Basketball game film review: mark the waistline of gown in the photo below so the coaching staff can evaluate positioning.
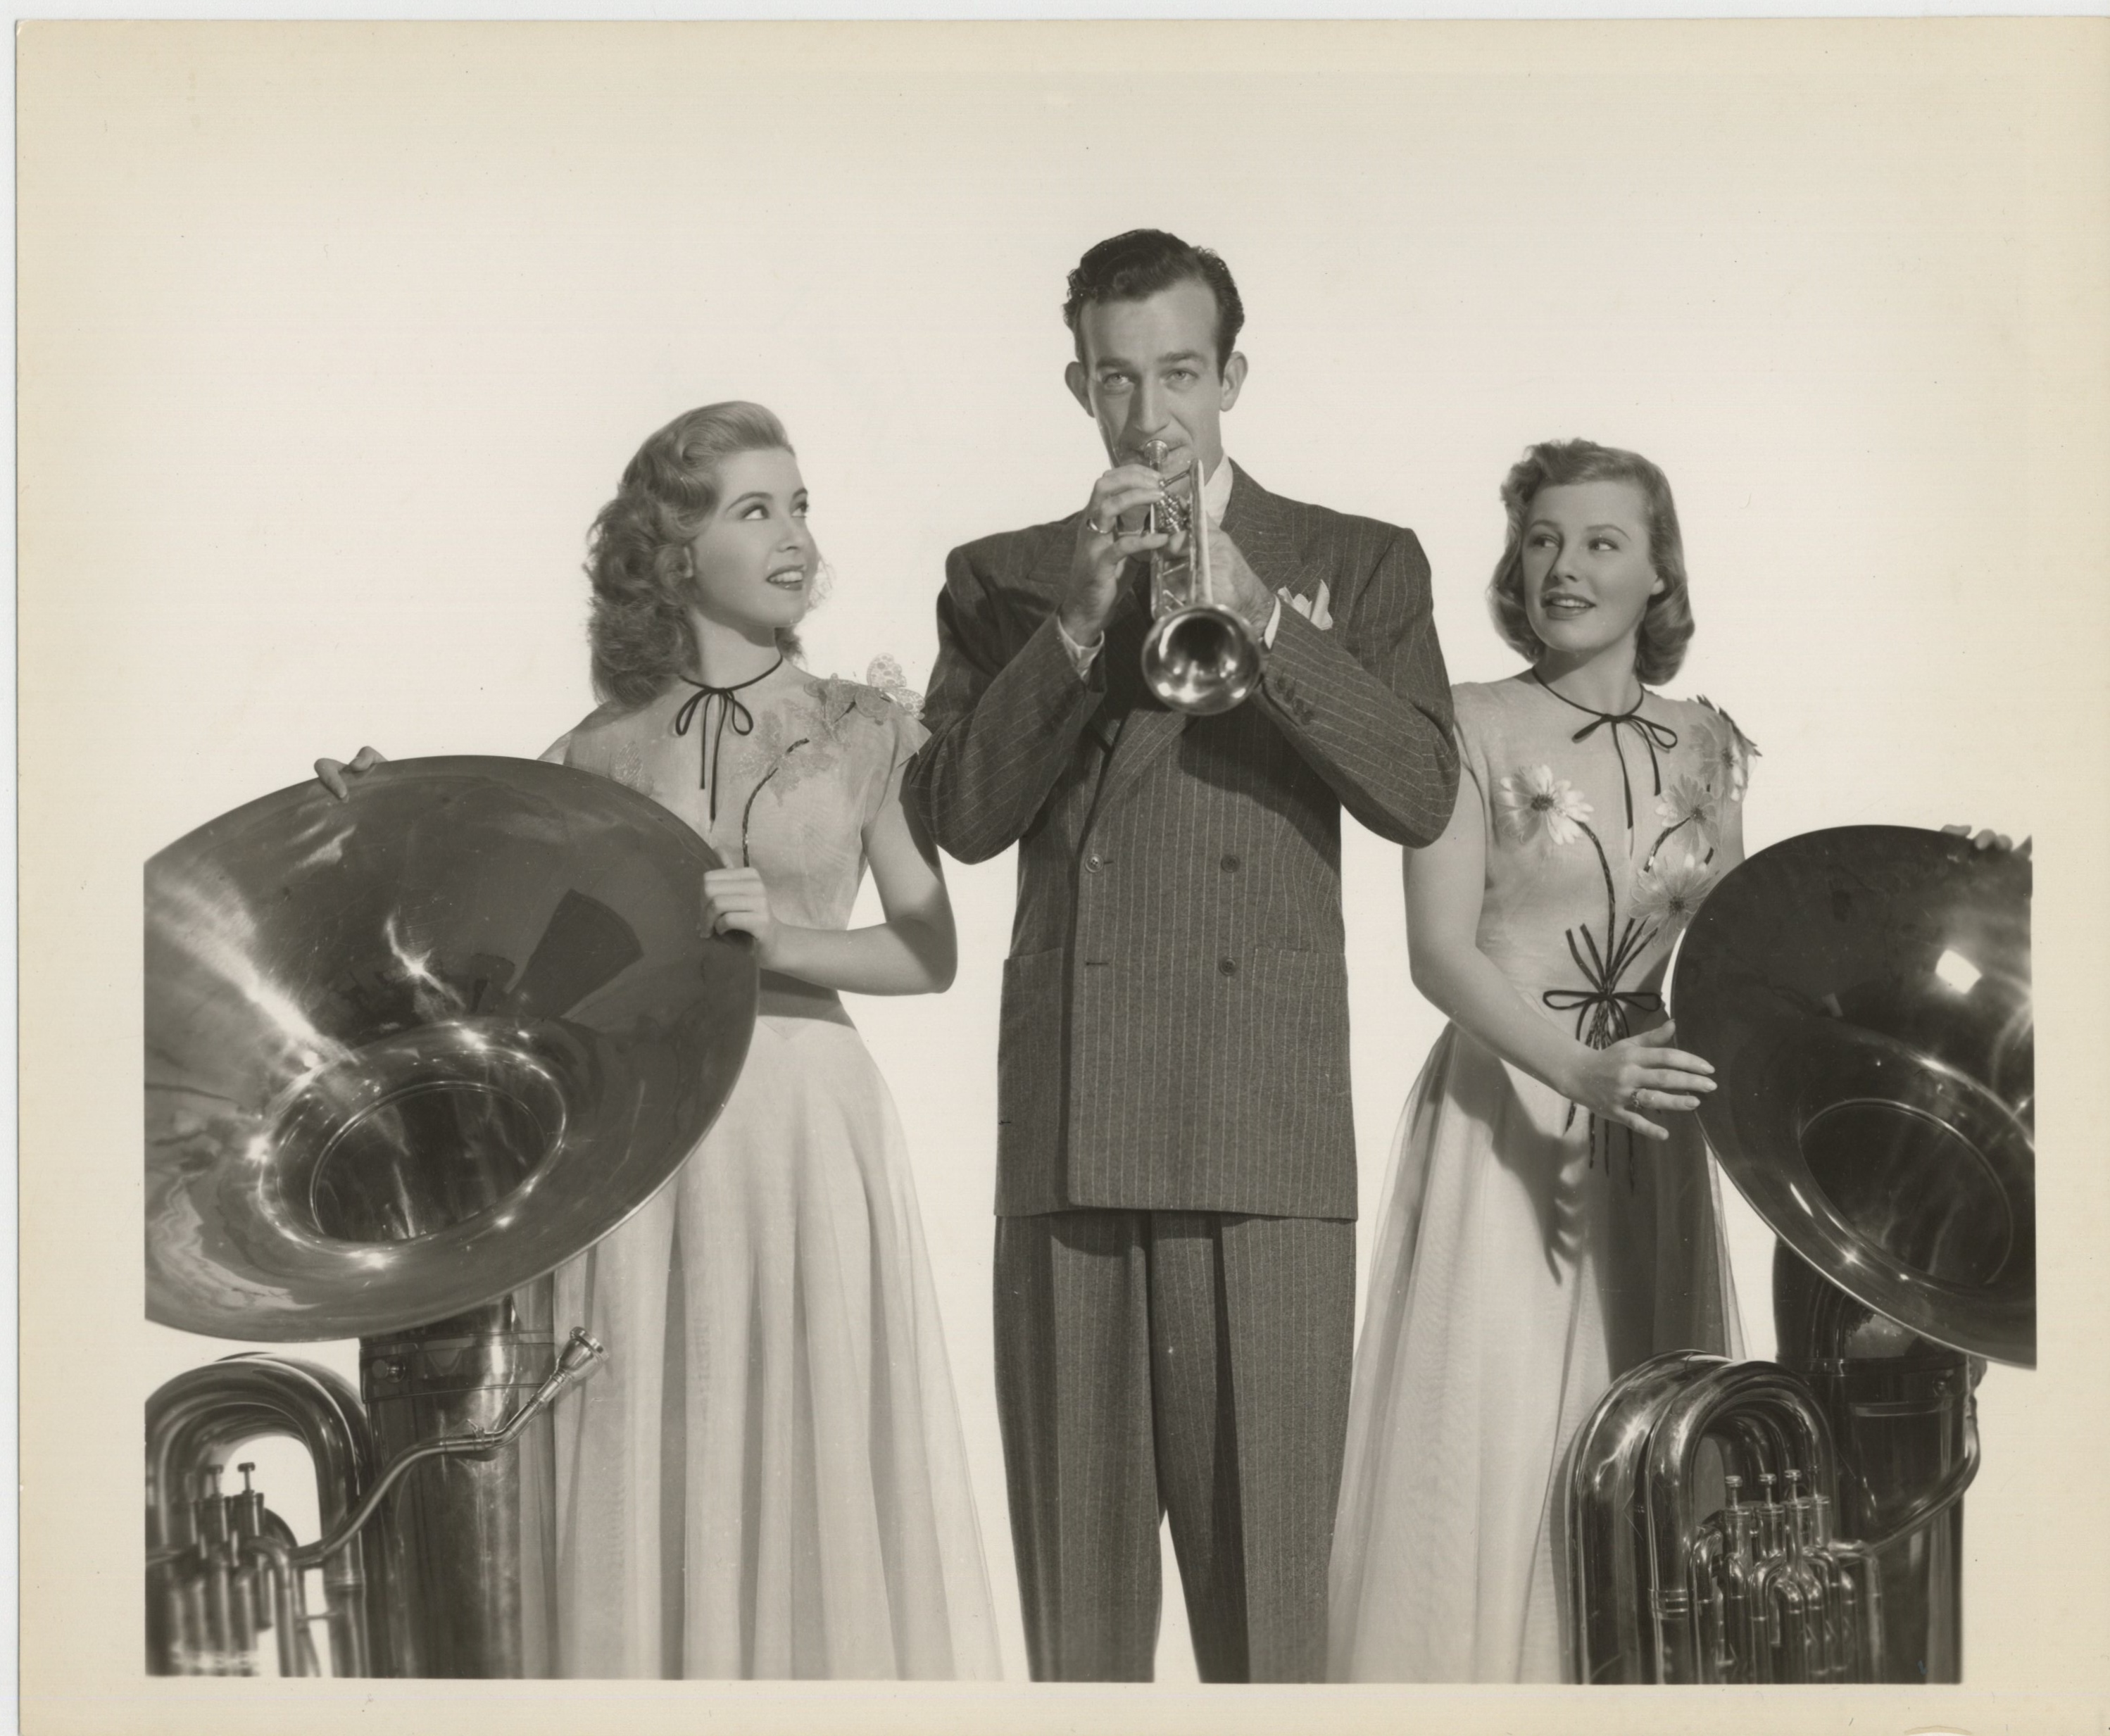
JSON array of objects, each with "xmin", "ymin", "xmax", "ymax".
[
  {"xmin": 756, "ymin": 969, "xmax": 855, "ymax": 1027},
  {"xmin": 1477, "ymin": 943, "xmax": 1673, "ymax": 1027}
]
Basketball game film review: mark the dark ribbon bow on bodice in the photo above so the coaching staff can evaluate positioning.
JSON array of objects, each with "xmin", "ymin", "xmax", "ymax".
[
  {"xmin": 1542, "ymin": 925, "xmax": 1665, "ymax": 1050},
  {"xmin": 1532, "ymin": 671, "xmax": 1679, "ymax": 830},
  {"xmin": 674, "ymin": 656, "xmax": 782, "ymax": 824},
  {"xmin": 1543, "ymin": 925, "xmax": 1664, "ymax": 1185}
]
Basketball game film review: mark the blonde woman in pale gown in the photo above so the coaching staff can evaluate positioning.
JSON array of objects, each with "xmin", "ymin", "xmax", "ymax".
[
  {"xmin": 1329, "ymin": 440, "xmax": 1750, "ymax": 1682},
  {"xmin": 320, "ymin": 402, "xmax": 999, "ymax": 1680}
]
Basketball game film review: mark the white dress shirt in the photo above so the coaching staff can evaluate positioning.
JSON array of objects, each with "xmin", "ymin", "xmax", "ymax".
[{"xmin": 1055, "ymin": 453, "xmax": 1283, "ymax": 679}]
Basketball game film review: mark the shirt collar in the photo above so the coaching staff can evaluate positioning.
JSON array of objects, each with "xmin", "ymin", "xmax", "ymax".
[{"xmin": 1199, "ymin": 451, "xmax": 1235, "ymax": 527}]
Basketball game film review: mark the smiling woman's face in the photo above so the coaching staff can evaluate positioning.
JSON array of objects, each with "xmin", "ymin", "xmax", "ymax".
[
  {"xmin": 1518, "ymin": 478, "xmax": 1662, "ymax": 663},
  {"xmin": 684, "ymin": 447, "xmax": 818, "ymax": 636}
]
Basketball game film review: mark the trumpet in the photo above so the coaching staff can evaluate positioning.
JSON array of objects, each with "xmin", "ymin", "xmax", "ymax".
[{"xmin": 1136, "ymin": 439, "xmax": 1262, "ymax": 715}]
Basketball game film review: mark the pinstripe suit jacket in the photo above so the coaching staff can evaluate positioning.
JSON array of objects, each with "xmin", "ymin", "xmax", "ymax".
[{"xmin": 905, "ymin": 463, "xmax": 1458, "ymax": 1219}]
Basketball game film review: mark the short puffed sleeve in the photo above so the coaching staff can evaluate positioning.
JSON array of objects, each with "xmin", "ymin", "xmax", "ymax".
[
  {"xmin": 855, "ymin": 693, "xmax": 931, "ymax": 833},
  {"xmin": 536, "ymin": 703, "xmax": 637, "ymax": 784},
  {"xmin": 1690, "ymin": 694, "xmax": 1760, "ymax": 804}
]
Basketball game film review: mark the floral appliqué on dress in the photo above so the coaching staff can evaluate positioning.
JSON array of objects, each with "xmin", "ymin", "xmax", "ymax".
[
  {"xmin": 1694, "ymin": 696, "xmax": 1760, "ymax": 803},
  {"xmin": 1500, "ymin": 703, "xmax": 1758, "ymax": 1181},
  {"xmin": 725, "ymin": 658, "xmax": 921, "ymax": 864},
  {"xmin": 1495, "ymin": 766, "xmax": 1593, "ymax": 848}
]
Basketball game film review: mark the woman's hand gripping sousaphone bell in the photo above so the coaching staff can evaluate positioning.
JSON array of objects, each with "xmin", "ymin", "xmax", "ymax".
[{"xmin": 145, "ymin": 757, "xmax": 758, "ymax": 1676}]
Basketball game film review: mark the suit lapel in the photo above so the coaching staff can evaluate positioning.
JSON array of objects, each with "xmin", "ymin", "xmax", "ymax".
[
  {"xmin": 1225, "ymin": 465, "xmax": 1326, "ymax": 615},
  {"xmin": 1093, "ymin": 688, "xmax": 1188, "ymax": 814}
]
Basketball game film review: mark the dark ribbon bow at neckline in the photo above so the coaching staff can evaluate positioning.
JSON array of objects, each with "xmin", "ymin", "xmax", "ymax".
[
  {"xmin": 1531, "ymin": 672, "xmax": 1679, "ymax": 829},
  {"xmin": 674, "ymin": 656, "xmax": 782, "ymax": 824}
]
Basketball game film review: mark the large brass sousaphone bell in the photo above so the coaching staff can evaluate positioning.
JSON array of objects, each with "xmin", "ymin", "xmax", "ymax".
[
  {"xmin": 146, "ymin": 758, "xmax": 758, "ymax": 1676},
  {"xmin": 1568, "ymin": 826, "xmax": 2032, "ymax": 1685}
]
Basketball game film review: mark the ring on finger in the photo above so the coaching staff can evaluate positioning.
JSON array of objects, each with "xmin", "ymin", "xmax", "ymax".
[{"xmin": 1627, "ymin": 1088, "xmax": 1647, "ymax": 1112}]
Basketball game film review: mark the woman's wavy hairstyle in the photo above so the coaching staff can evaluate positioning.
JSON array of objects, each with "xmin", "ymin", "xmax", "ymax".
[
  {"xmin": 1486, "ymin": 439, "xmax": 1695, "ymax": 687},
  {"xmin": 586, "ymin": 401, "xmax": 801, "ymax": 710}
]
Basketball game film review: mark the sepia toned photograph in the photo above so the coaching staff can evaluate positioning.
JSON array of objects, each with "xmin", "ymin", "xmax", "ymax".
[{"xmin": 16, "ymin": 17, "xmax": 2109, "ymax": 1735}]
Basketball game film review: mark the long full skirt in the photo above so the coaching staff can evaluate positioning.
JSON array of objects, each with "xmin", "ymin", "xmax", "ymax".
[
  {"xmin": 548, "ymin": 1011, "xmax": 1001, "ymax": 1679},
  {"xmin": 1327, "ymin": 1023, "xmax": 1742, "ymax": 1682}
]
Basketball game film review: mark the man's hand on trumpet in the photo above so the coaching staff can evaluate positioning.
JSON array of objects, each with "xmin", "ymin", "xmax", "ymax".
[
  {"xmin": 1163, "ymin": 512, "xmax": 1276, "ymax": 641},
  {"xmin": 1060, "ymin": 464, "xmax": 1173, "ymax": 649}
]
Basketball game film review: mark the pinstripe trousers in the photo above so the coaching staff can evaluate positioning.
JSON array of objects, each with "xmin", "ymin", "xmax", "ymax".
[{"xmin": 992, "ymin": 1209, "xmax": 1356, "ymax": 1682}]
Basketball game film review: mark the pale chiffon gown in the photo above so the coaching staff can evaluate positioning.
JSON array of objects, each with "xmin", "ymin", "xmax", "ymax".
[
  {"xmin": 1329, "ymin": 675, "xmax": 1750, "ymax": 1682},
  {"xmin": 542, "ymin": 666, "xmax": 1000, "ymax": 1679}
]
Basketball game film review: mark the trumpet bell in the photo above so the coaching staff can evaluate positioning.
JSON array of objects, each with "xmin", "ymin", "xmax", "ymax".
[
  {"xmin": 146, "ymin": 755, "xmax": 758, "ymax": 1342},
  {"xmin": 1670, "ymin": 824, "xmax": 2033, "ymax": 1367},
  {"xmin": 1141, "ymin": 603, "xmax": 1262, "ymax": 716}
]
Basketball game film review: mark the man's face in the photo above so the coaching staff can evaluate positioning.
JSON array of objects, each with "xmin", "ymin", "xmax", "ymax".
[{"xmin": 1065, "ymin": 278, "xmax": 1246, "ymax": 480}]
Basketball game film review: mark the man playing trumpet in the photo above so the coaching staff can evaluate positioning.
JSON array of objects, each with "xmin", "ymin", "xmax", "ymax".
[{"xmin": 905, "ymin": 228, "xmax": 1459, "ymax": 1681}]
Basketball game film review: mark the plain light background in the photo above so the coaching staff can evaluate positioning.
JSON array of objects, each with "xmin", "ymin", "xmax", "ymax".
[{"xmin": 18, "ymin": 18, "xmax": 2110, "ymax": 1733}]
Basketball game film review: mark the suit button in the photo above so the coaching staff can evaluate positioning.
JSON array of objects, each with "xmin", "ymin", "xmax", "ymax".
[
  {"xmin": 1218, "ymin": 957, "xmax": 1238, "ymax": 977},
  {"xmin": 1086, "ymin": 853, "xmax": 1104, "ymax": 872},
  {"xmin": 1219, "ymin": 853, "xmax": 1241, "ymax": 873}
]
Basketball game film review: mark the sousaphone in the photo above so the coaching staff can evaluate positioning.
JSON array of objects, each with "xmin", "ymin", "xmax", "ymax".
[
  {"xmin": 146, "ymin": 757, "xmax": 758, "ymax": 1676},
  {"xmin": 1567, "ymin": 825, "xmax": 2032, "ymax": 1684}
]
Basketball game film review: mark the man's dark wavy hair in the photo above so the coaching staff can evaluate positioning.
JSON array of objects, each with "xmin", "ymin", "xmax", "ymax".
[{"xmin": 1062, "ymin": 229, "xmax": 1245, "ymax": 372}]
